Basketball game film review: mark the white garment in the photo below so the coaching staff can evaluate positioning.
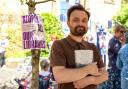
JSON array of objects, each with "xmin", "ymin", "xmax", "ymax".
[{"xmin": 39, "ymin": 70, "xmax": 50, "ymax": 76}]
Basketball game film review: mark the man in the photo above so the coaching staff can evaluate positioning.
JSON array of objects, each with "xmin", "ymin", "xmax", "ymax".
[
  {"xmin": 102, "ymin": 25, "xmax": 126, "ymax": 89},
  {"xmin": 50, "ymin": 4, "xmax": 108, "ymax": 89}
]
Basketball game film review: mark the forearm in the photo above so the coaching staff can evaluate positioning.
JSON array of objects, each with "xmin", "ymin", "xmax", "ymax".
[
  {"xmin": 75, "ymin": 70, "xmax": 108, "ymax": 86},
  {"xmin": 73, "ymin": 68, "xmax": 108, "ymax": 89},
  {"xmin": 53, "ymin": 66, "xmax": 89, "ymax": 83},
  {"xmin": 81, "ymin": 76, "xmax": 96, "ymax": 86},
  {"xmin": 73, "ymin": 76, "xmax": 96, "ymax": 89},
  {"xmin": 94, "ymin": 68, "xmax": 108, "ymax": 85}
]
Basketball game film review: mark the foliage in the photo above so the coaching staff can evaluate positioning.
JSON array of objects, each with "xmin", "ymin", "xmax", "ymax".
[
  {"xmin": 4, "ymin": 13, "xmax": 64, "ymax": 58},
  {"xmin": 5, "ymin": 28, "xmax": 30, "ymax": 58},
  {"xmin": 40, "ymin": 13, "xmax": 64, "ymax": 44},
  {"xmin": 113, "ymin": 3, "xmax": 128, "ymax": 28},
  {"xmin": 113, "ymin": 0, "xmax": 128, "ymax": 42},
  {"xmin": 40, "ymin": 13, "xmax": 64, "ymax": 57}
]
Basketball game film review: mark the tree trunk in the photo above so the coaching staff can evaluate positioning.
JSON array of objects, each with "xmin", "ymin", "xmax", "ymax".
[
  {"xmin": 27, "ymin": 1, "xmax": 40, "ymax": 89},
  {"xmin": 31, "ymin": 49, "xmax": 40, "ymax": 89},
  {"xmin": 26, "ymin": 0, "xmax": 54, "ymax": 89}
]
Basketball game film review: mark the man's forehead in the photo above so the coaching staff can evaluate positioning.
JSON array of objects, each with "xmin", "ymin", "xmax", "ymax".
[
  {"xmin": 70, "ymin": 11, "xmax": 88, "ymax": 19},
  {"xmin": 71, "ymin": 10, "xmax": 87, "ymax": 15}
]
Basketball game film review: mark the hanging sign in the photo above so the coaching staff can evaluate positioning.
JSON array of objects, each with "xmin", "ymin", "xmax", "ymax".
[{"xmin": 21, "ymin": 14, "xmax": 46, "ymax": 49}]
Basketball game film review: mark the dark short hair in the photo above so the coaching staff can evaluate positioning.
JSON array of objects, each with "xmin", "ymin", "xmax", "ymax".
[
  {"xmin": 67, "ymin": 4, "xmax": 90, "ymax": 21},
  {"xmin": 114, "ymin": 25, "xmax": 125, "ymax": 33}
]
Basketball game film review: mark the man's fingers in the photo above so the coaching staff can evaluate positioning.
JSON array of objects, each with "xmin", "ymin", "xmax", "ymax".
[{"xmin": 73, "ymin": 83, "xmax": 79, "ymax": 89}]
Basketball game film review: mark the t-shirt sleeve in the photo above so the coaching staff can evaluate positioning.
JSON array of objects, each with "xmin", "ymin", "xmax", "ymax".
[
  {"xmin": 92, "ymin": 44, "xmax": 105, "ymax": 68},
  {"xmin": 50, "ymin": 40, "xmax": 66, "ymax": 67}
]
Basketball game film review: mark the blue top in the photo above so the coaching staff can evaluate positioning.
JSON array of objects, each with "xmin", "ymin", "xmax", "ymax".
[{"xmin": 116, "ymin": 44, "xmax": 128, "ymax": 78}]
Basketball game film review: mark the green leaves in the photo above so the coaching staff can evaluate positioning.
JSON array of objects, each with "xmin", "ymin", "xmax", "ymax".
[
  {"xmin": 113, "ymin": 3, "xmax": 128, "ymax": 28},
  {"xmin": 6, "ymin": 13, "xmax": 64, "ymax": 58},
  {"xmin": 40, "ymin": 13, "xmax": 64, "ymax": 45},
  {"xmin": 40, "ymin": 13, "xmax": 64, "ymax": 57}
]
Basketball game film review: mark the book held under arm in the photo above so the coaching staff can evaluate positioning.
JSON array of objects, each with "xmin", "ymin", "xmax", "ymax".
[{"xmin": 75, "ymin": 50, "xmax": 93, "ymax": 68}]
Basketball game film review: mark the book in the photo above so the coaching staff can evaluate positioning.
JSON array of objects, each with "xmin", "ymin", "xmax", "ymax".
[{"xmin": 75, "ymin": 50, "xmax": 93, "ymax": 67}]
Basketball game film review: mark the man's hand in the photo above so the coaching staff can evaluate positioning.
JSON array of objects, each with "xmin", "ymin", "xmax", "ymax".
[
  {"xmin": 93, "ymin": 68, "xmax": 108, "ymax": 85},
  {"xmin": 73, "ymin": 76, "xmax": 95, "ymax": 89},
  {"xmin": 73, "ymin": 67, "xmax": 108, "ymax": 88},
  {"xmin": 85, "ymin": 62, "xmax": 101, "ymax": 76},
  {"xmin": 119, "ymin": 34, "xmax": 126, "ymax": 46}
]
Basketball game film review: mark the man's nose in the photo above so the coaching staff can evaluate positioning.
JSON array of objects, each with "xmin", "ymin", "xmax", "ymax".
[{"xmin": 78, "ymin": 21, "xmax": 84, "ymax": 26}]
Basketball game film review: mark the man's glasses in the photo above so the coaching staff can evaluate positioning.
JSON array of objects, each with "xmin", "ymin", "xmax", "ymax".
[{"xmin": 120, "ymin": 30, "xmax": 126, "ymax": 33}]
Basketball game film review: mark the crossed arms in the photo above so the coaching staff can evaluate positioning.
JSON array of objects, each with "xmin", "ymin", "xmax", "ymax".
[{"xmin": 52, "ymin": 63, "xmax": 108, "ymax": 88}]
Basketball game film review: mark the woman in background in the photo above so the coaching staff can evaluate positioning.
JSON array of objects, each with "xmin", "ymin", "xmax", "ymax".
[{"xmin": 116, "ymin": 33, "xmax": 128, "ymax": 89}]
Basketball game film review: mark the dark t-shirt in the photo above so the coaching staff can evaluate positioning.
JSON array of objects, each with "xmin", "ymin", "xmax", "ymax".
[
  {"xmin": 50, "ymin": 36, "xmax": 104, "ymax": 89},
  {"xmin": 108, "ymin": 36, "xmax": 121, "ymax": 70}
]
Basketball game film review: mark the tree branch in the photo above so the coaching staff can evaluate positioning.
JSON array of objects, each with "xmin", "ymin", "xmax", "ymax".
[{"xmin": 35, "ymin": 0, "xmax": 56, "ymax": 4}]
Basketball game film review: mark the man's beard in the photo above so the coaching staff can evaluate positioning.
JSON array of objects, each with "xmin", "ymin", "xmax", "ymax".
[{"xmin": 70, "ymin": 26, "xmax": 87, "ymax": 36}]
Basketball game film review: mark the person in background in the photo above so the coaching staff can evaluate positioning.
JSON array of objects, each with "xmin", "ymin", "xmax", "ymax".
[
  {"xmin": 50, "ymin": 4, "xmax": 108, "ymax": 89},
  {"xmin": 39, "ymin": 60, "xmax": 50, "ymax": 76},
  {"xmin": 0, "ymin": 33, "xmax": 9, "ymax": 67},
  {"xmin": 48, "ymin": 35, "xmax": 58, "ymax": 50},
  {"xmin": 116, "ymin": 33, "xmax": 128, "ymax": 89},
  {"xmin": 96, "ymin": 26, "xmax": 108, "ymax": 65},
  {"xmin": 39, "ymin": 59, "xmax": 52, "ymax": 89},
  {"xmin": 102, "ymin": 25, "xmax": 126, "ymax": 89}
]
